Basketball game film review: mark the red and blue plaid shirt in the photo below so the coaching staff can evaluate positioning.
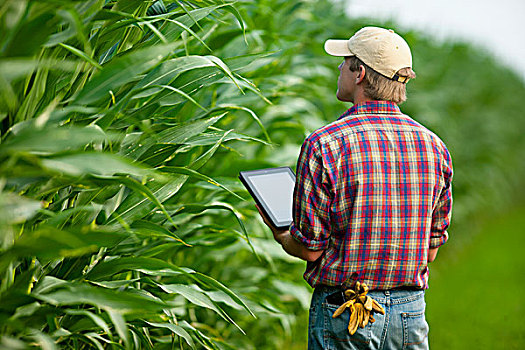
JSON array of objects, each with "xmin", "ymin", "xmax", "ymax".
[{"xmin": 289, "ymin": 101, "xmax": 453, "ymax": 290}]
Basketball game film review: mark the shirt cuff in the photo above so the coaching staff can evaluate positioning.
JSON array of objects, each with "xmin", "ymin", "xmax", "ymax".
[
  {"xmin": 429, "ymin": 230, "xmax": 449, "ymax": 249},
  {"xmin": 289, "ymin": 222, "xmax": 329, "ymax": 250}
]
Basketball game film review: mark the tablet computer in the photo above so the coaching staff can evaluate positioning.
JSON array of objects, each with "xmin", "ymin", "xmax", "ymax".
[{"xmin": 239, "ymin": 167, "xmax": 295, "ymax": 229}]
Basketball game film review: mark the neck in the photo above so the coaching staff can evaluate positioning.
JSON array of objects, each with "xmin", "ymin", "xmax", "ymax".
[{"xmin": 352, "ymin": 88, "xmax": 374, "ymax": 105}]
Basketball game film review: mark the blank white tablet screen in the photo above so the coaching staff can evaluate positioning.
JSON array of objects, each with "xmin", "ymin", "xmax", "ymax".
[{"xmin": 250, "ymin": 172, "xmax": 295, "ymax": 222}]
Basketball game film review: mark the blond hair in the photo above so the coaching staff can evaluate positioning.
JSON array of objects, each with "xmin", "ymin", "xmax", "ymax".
[{"xmin": 348, "ymin": 56, "xmax": 416, "ymax": 104}]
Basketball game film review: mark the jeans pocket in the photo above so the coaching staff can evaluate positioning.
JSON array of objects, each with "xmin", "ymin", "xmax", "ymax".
[
  {"xmin": 401, "ymin": 310, "xmax": 429, "ymax": 350},
  {"xmin": 322, "ymin": 302, "xmax": 372, "ymax": 349}
]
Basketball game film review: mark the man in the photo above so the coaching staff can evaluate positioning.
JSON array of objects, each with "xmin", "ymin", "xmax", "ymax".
[{"xmin": 257, "ymin": 27, "xmax": 452, "ymax": 349}]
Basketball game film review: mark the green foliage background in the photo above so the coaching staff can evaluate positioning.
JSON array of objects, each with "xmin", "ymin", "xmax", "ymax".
[{"xmin": 0, "ymin": 0, "xmax": 523, "ymax": 348}]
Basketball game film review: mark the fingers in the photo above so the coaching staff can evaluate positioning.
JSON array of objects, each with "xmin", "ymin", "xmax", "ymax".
[
  {"xmin": 254, "ymin": 204, "xmax": 289, "ymax": 241},
  {"xmin": 255, "ymin": 204, "xmax": 271, "ymax": 226}
]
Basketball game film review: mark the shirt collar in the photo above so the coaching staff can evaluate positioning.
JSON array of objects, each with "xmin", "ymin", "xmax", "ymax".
[{"xmin": 338, "ymin": 101, "xmax": 401, "ymax": 120}]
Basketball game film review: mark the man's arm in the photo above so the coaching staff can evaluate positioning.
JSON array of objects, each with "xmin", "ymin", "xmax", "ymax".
[
  {"xmin": 428, "ymin": 247, "xmax": 439, "ymax": 262},
  {"xmin": 276, "ymin": 230, "xmax": 324, "ymax": 262},
  {"xmin": 256, "ymin": 205, "xmax": 324, "ymax": 262},
  {"xmin": 429, "ymin": 147, "xmax": 453, "ymax": 260}
]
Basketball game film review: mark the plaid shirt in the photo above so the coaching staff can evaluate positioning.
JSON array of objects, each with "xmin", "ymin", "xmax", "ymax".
[{"xmin": 289, "ymin": 101, "xmax": 453, "ymax": 290}]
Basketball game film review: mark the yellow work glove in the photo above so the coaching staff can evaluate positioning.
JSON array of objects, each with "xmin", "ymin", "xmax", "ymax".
[{"xmin": 332, "ymin": 281, "xmax": 385, "ymax": 335}]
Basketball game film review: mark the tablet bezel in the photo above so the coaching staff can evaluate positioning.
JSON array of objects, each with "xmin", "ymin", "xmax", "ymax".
[{"xmin": 239, "ymin": 167, "xmax": 296, "ymax": 229}]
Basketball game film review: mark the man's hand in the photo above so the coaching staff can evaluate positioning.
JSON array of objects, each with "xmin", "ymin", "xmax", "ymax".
[
  {"xmin": 255, "ymin": 204, "xmax": 323, "ymax": 262},
  {"xmin": 255, "ymin": 204, "xmax": 288, "ymax": 244}
]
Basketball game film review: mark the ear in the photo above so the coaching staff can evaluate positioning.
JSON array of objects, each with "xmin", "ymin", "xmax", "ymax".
[{"xmin": 356, "ymin": 65, "xmax": 366, "ymax": 84}]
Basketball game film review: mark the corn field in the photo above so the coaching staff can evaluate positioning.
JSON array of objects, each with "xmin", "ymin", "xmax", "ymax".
[{"xmin": 1, "ymin": 0, "xmax": 524, "ymax": 349}]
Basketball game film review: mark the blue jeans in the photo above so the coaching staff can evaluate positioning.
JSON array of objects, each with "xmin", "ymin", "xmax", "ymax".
[{"xmin": 308, "ymin": 286, "xmax": 429, "ymax": 350}]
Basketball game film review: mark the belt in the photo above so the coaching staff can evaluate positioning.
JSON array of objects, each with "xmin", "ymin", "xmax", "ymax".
[
  {"xmin": 317, "ymin": 284, "xmax": 422, "ymax": 292},
  {"xmin": 389, "ymin": 285, "xmax": 423, "ymax": 291}
]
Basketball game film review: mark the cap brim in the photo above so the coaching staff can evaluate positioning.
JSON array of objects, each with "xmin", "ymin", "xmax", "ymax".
[{"xmin": 324, "ymin": 39, "xmax": 353, "ymax": 56}]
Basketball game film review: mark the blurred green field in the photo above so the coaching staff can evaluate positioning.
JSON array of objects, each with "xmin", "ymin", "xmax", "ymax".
[{"xmin": 427, "ymin": 205, "xmax": 525, "ymax": 349}]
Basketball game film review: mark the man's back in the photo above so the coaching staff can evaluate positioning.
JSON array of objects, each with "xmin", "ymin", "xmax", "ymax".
[{"xmin": 291, "ymin": 101, "xmax": 453, "ymax": 290}]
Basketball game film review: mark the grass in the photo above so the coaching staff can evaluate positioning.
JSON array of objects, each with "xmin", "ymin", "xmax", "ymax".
[{"xmin": 427, "ymin": 204, "xmax": 525, "ymax": 349}]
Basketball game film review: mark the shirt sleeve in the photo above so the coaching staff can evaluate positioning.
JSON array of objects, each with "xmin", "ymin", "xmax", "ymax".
[
  {"xmin": 289, "ymin": 136, "xmax": 332, "ymax": 250},
  {"xmin": 430, "ymin": 147, "xmax": 453, "ymax": 249}
]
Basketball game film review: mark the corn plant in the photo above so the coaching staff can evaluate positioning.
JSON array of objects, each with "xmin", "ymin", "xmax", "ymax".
[{"xmin": 0, "ymin": 0, "xmax": 284, "ymax": 348}]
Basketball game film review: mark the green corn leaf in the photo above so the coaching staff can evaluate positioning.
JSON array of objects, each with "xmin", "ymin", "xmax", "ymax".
[
  {"xmin": 184, "ymin": 128, "xmax": 271, "ymax": 146},
  {"xmin": 187, "ymin": 272, "xmax": 255, "ymax": 318},
  {"xmin": 0, "ymin": 58, "xmax": 79, "ymax": 84},
  {"xmin": 144, "ymin": 321, "xmax": 195, "ymax": 348},
  {"xmin": 224, "ymin": 51, "xmax": 278, "ymax": 72},
  {"xmin": 0, "ymin": 192, "xmax": 42, "ymax": 226},
  {"xmin": 172, "ymin": 0, "xmax": 202, "ymax": 30},
  {"xmin": 153, "ymin": 84, "xmax": 208, "ymax": 111},
  {"xmin": 205, "ymin": 55, "xmax": 242, "ymax": 92},
  {"xmin": 141, "ymin": 21, "xmax": 168, "ymax": 44},
  {"xmin": 107, "ymin": 310, "xmax": 130, "ymax": 349},
  {"xmin": 231, "ymin": 72, "xmax": 272, "ymax": 104},
  {"xmin": 32, "ymin": 276, "xmax": 69, "ymax": 295},
  {"xmin": 9, "ymin": 301, "xmax": 42, "ymax": 321},
  {"xmin": 84, "ymin": 256, "xmax": 188, "ymax": 281},
  {"xmin": 128, "ymin": 324, "xmax": 154, "ymax": 350},
  {"xmin": 44, "ymin": 8, "xmax": 84, "ymax": 48},
  {"xmin": 84, "ymin": 332, "xmax": 124, "ymax": 349},
  {"xmin": 58, "ymin": 43, "xmax": 102, "ymax": 69},
  {"xmin": 151, "ymin": 5, "xmax": 231, "ymax": 44},
  {"xmin": 33, "ymin": 283, "xmax": 170, "ymax": 315},
  {"xmin": 162, "ymin": 18, "xmax": 211, "ymax": 52},
  {"xmin": 105, "ymin": 174, "xmax": 188, "ymax": 226},
  {"xmin": 30, "ymin": 329, "xmax": 57, "ymax": 350},
  {"xmin": 130, "ymin": 220, "xmax": 186, "ymax": 241},
  {"xmin": 0, "ymin": 227, "xmax": 127, "ymax": 273},
  {"xmin": 221, "ymin": 4, "xmax": 247, "ymax": 43},
  {"xmin": 134, "ymin": 242, "xmax": 187, "ymax": 258},
  {"xmin": 84, "ymin": 256, "xmax": 254, "ymax": 318},
  {"xmin": 80, "ymin": 334, "xmax": 106, "ymax": 350},
  {"xmin": 111, "ymin": 175, "xmax": 190, "ymax": 246},
  {"xmin": 43, "ymin": 206, "xmax": 99, "ymax": 228},
  {"xmin": 13, "ymin": 59, "xmax": 52, "ymax": 123},
  {"xmin": 40, "ymin": 152, "xmax": 156, "ymax": 179},
  {"xmin": 123, "ymin": 114, "xmax": 225, "ymax": 160},
  {"xmin": 0, "ymin": 267, "xmax": 39, "ymax": 314},
  {"xmin": 175, "ymin": 202, "xmax": 259, "ymax": 261},
  {"xmin": 0, "ymin": 336, "xmax": 29, "ymax": 349},
  {"xmin": 157, "ymin": 283, "xmax": 245, "ymax": 334},
  {"xmin": 131, "ymin": 53, "xmax": 273, "ymax": 107},
  {"xmin": 3, "ymin": 12, "xmax": 60, "ymax": 57},
  {"xmin": 66, "ymin": 310, "xmax": 114, "ymax": 340},
  {"xmin": 135, "ymin": 55, "xmax": 221, "ymax": 90},
  {"xmin": 73, "ymin": 43, "xmax": 179, "ymax": 105},
  {"xmin": 90, "ymin": 279, "xmax": 140, "ymax": 290},
  {"xmin": 132, "ymin": 54, "xmax": 240, "ymax": 103},
  {"xmin": 0, "ymin": 125, "xmax": 113, "ymax": 156},
  {"xmin": 215, "ymin": 104, "xmax": 272, "ymax": 143},
  {"xmin": 189, "ymin": 128, "xmax": 232, "ymax": 170},
  {"xmin": 135, "ymin": 143, "xmax": 178, "ymax": 167},
  {"xmin": 158, "ymin": 166, "xmax": 242, "ymax": 200}
]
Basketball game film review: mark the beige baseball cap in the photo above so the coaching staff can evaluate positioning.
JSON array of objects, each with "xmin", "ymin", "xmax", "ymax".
[{"xmin": 324, "ymin": 27, "xmax": 412, "ymax": 83}]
